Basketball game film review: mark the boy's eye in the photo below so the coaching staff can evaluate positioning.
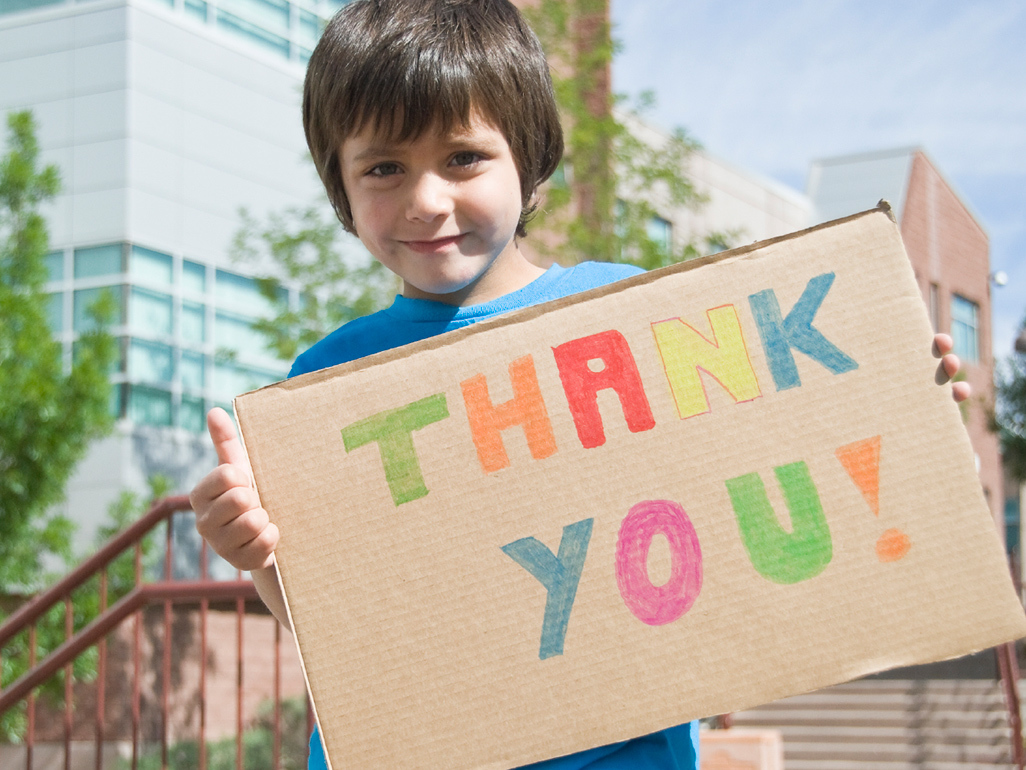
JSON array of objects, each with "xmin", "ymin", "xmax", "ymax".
[
  {"xmin": 450, "ymin": 151, "xmax": 482, "ymax": 167},
  {"xmin": 368, "ymin": 162, "xmax": 401, "ymax": 177}
]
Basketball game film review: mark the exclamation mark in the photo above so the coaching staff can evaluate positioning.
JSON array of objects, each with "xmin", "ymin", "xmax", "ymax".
[{"xmin": 835, "ymin": 436, "xmax": 910, "ymax": 562}]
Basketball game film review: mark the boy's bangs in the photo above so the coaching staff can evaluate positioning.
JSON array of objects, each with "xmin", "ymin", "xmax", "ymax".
[{"xmin": 350, "ymin": 44, "xmax": 492, "ymax": 145}]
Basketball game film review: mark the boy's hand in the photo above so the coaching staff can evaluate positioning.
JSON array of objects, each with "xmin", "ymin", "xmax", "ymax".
[
  {"xmin": 190, "ymin": 408, "xmax": 280, "ymax": 572},
  {"xmin": 933, "ymin": 333, "xmax": 971, "ymax": 403}
]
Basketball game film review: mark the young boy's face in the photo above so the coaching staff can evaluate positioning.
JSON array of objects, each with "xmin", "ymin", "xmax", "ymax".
[{"xmin": 339, "ymin": 112, "xmax": 541, "ymax": 306}]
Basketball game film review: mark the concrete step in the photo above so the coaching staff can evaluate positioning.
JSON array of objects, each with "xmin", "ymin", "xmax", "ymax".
[
  {"xmin": 780, "ymin": 739, "xmax": 1011, "ymax": 764},
  {"xmin": 783, "ymin": 761, "xmax": 1014, "ymax": 770},
  {"xmin": 727, "ymin": 677, "xmax": 1019, "ymax": 769},
  {"xmin": 744, "ymin": 723, "xmax": 1011, "ymax": 746},
  {"xmin": 732, "ymin": 707, "xmax": 1007, "ymax": 729}
]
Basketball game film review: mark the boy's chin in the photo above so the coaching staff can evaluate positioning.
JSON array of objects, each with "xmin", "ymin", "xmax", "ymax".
[{"xmin": 401, "ymin": 279, "xmax": 474, "ymax": 303}]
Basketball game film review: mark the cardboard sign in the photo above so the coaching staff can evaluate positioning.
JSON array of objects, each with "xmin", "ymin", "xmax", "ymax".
[{"xmin": 235, "ymin": 207, "xmax": 1026, "ymax": 770}]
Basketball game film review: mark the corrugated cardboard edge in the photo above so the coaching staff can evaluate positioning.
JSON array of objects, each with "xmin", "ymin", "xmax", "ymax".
[
  {"xmin": 231, "ymin": 401, "xmax": 333, "ymax": 770},
  {"xmin": 237, "ymin": 204, "xmax": 895, "ymax": 400}
]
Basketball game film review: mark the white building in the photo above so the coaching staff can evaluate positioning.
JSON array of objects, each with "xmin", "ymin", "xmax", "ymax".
[
  {"xmin": 621, "ymin": 114, "xmax": 812, "ymax": 257},
  {"xmin": 0, "ymin": 0, "xmax": 347, "ymax": 549}
]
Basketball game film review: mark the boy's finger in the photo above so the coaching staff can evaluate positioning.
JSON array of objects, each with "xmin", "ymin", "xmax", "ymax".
[
  {"xmin": 941, "ymin": 353, "xmax": 961, "ymax": 380},
  {"xmin": 932, "ymin": 333, "xmax": 953, "ymax": 358},
  {"xmin": 207, "ymin": 407, "xmax": 251, "ymax": 472}
]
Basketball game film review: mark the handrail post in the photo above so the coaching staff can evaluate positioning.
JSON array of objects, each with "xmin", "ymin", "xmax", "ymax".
[{"xmin": 997, "ymin": 641, "xmax": 1024, "ymax": 770}]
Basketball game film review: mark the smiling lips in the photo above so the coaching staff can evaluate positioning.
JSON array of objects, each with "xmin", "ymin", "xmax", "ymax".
[{"xmin": 401, "ymin": 234, "xmax": 466, "ymax": 254}]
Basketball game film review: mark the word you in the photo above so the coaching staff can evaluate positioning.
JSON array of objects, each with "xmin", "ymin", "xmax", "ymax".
[{"xmin": 503, "ymin": 436, "xmax": 904, "ymax": 660}]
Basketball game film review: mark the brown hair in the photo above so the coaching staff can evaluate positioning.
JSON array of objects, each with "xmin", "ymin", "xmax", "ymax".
[{"xmin": 303, "ymin": 0, "xmax": 563, "ymax": 237}]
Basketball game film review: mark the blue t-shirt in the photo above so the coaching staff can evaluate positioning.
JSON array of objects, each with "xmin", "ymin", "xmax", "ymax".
[{"xmin": 292, "ymin": 262, "xmax": 700, "ymax": 770}]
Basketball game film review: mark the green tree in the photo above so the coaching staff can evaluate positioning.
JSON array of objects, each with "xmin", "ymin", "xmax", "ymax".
[
  {"xmin": 123, "ymin": 695, "xmax": 309, "ymax": 770},
  {"xmin": 230, "ymin": 206, "xmax": 396, "ymax": 362},
  {"xmin": 0, "ymin": 110, "xmax": 118, "ymax": 591},
  {"xmin": 523, "ymin": 0, "xmax": 732, "ymax": 268},
  {"xmin": 996, "ymin": 320, "xmax": 1026, "ymax": 481}
]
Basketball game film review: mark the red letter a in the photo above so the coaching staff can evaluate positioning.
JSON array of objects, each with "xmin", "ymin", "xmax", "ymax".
[{"xmin": 553, "ymin": 330, "xmax": 655, "ymax": 449}]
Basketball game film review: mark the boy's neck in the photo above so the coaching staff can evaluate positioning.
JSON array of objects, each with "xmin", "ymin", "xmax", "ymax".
[{"xmin": 401, "ymin": 244, "xmax": 548, "ymax": 308}]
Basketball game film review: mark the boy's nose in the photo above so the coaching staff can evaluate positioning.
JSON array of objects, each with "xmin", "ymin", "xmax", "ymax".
[{"xmin": 406, "ymin": 173, "xmax": 453, "ymax": 222}]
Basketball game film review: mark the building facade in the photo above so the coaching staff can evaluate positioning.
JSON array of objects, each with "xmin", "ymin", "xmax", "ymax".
[
  {"xmin": 0, "ymin": 0, "xmax": 349, "ymax": 549},
  {"xmin": 809, "ymin": 147, "xmax": 1002, "ymax": 528}
]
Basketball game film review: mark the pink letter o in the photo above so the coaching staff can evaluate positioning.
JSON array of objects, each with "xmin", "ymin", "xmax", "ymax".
[{"xmin": 616, "ymin": 499, "xmax": 703, "ymax": 625}]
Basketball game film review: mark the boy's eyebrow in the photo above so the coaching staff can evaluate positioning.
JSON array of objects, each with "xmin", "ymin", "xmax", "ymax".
[{"xmin": 350, "ymin": 146, "xmax": 397, "ymax": 162}]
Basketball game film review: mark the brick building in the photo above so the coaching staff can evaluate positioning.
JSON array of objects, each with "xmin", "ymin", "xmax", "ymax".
[{"xmin": 809, "ymin": 147, "xmax": 1001, "ymax": 530}]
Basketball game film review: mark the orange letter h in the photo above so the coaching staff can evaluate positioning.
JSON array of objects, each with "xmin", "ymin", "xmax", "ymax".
[{"xmin": 461, "ymin": 355, "xmax": 557, "ymax": 473}]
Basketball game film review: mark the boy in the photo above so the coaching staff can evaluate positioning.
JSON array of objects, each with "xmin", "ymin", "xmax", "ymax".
[{"xmin": 190, "ymin": 0, "xmax": 969, "ymax": 767}]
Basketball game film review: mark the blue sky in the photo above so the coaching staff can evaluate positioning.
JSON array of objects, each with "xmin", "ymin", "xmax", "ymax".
[{"xmin": 612, "ymin": 0, "xmax": 1026, "ymax": 357}]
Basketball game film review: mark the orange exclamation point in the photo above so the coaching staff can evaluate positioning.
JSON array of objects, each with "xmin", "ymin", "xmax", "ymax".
[{"xmin": 835, "ymin": 436, "xmax": 910, "ymax": 562}]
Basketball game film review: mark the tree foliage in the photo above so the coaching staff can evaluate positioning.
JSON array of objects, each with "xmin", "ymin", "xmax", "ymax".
[
  {"xmin": 996, "ymin": 321, "xmax": 1026, "ymax": 481},
  {"xmin": 0, "ymin": 110, "xmax": 118, "ymax": 591},
  {"xmin": 230, "ymin": 206, "xmax": 396, "ymax": 362},
  {"xmin": 523, "ymin": 0, "xmax": 732, "ymax": 268},
  {"xmin": 123, "ymin": 695, "xmax": 309, "ymax": 770}
]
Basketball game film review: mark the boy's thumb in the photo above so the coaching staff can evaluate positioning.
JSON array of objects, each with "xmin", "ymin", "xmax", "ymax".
[{"xmin": 207, "ymin": 407, "xmax": 250, "ymax": 471}]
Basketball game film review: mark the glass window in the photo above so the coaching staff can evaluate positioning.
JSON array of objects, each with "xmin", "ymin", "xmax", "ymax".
[
  {"xmin": 129, "ymin": 386, "xmax": 173, "ymax": 427},
  {"xmin": 179, "ymin": 395, "xmax": 206, "ymax": 433},
  {"xmin": 549, "ymin": 163, "xmax": 568, "ymax": 189},
  {"xmin": 45, "ymin": 251, "xmax": 64, "ymax": 282},
  {"xmin": 46, "ymin": 293, "xmax": 63, "ymax": 334},
  {"xmin": 130, "ymin": 245, "xmax": 173, "ymax": 286},
  {"xmin": 298, "ymin": 9, "xmax": 320, "ymax": 46},
  {"xmin": 181, "ymin": 301, "xmax": 206, "ymax": 345},
  {"xmin": 74, "ymin": 244, "xmax": 123, "ymax": 279},
  {"xmin": 222, "ymin": 0, "xmax": 290, "ymax": 31},
  {"xmin": 215, "ymin": 269, "xmax": 277, "ymax": 315},
  {"xmin": 185, "ymin": 0, "xmax": 208, "ymax": 21},
  {"xmin": 647, "ymin": 215, "xmax": 672, "ymax": 253},
  {"xmin": 215, "ymin": 310, "xmax": 268, "ymax": 357},
  {"xmin": 74, "ymin": 287, "xmax": 123, "ymax": 332},
  {"xmin": 129, "ymin": 339, "xmax": 173, "ymax": 384},
  {"xmin": 183, "ymin": 260, "xmax": 206, "ymax": 295},
  {"xmin": 110, "ymin": 383, "xmax": 125, "ymax": 420},
  {"xmin": 951, "ymin": 295, "xmax": 979, "ymax": 364},
  {"xmin": 213, "ymin": 361, "xmax": 280, "ymax": 402},
  {"xmin": 216, "ymin": 11, "xmax": 290, "ymax": 57},
  {"xmin": 0, "ymin": 0, "xmax": 65, "ymax": 17},
  {"xmin": 180, "ymin": 350, "xmax": 206, "ymax": 391},
  {"xmin": 129, "ymin": 287, "xmax": 173, "ymax": 337}
]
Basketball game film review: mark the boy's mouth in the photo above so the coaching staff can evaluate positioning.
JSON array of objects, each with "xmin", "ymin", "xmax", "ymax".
[{"xmin": 401, "ymin": 234, "xmax": 466, "ymax": 254}]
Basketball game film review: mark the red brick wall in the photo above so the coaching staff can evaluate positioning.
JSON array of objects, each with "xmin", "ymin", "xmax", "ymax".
[{"xmin": 900, "ymin": 152, "xmax": 1002, "ymax": 529}]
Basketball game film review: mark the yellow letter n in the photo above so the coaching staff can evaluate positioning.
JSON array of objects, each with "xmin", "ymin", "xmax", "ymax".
[{"xmin": 652, "ymin": 305, "xmax": 761, "ymax": 420}]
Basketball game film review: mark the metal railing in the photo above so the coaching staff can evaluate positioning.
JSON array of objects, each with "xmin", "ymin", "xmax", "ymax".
[{"xmin": 0, "ymin": 495, "xmax": 310, "ymax": 770}]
